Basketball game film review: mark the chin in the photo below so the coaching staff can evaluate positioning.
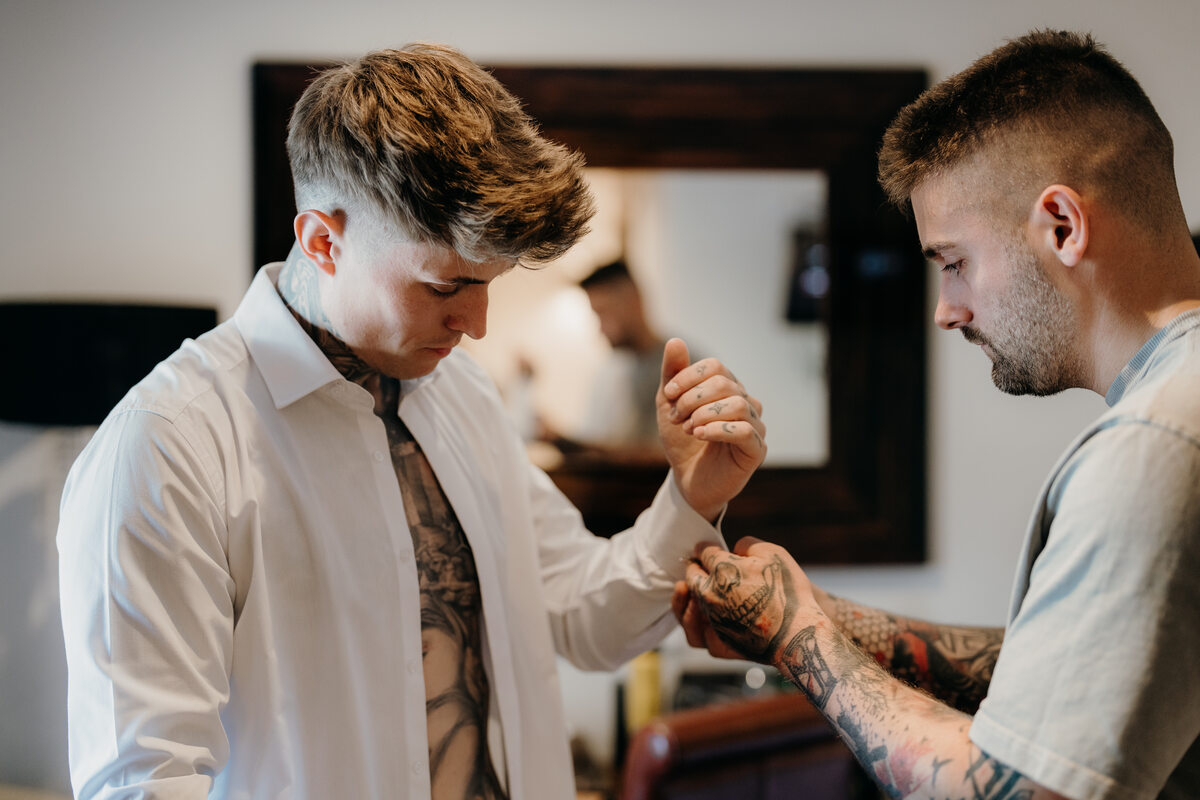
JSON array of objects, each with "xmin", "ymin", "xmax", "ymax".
[{"xmin": 384, "ymin": 353, "xmax": 445, "ymax": 381}]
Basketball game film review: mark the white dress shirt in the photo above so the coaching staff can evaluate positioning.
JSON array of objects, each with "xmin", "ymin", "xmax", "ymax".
[{"xmin": 57, "ymin": 264, "xmax": 722, "ymax": 799}]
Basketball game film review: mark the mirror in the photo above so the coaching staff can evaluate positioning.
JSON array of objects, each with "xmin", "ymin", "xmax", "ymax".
[
  {"xmin": 252, "ymin": 62, "xmax": 928, "ymax": 564},
  {"xmin": 462, "ymin": 166, "xmax": 831, "ymax": 468}
]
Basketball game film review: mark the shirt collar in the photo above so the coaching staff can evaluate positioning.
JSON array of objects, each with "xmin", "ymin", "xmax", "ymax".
[
  {"xmin": 1106, "ymin": 307, "xmax": 1200, "ymax": 406},
  {"xmin": 234, "ymin": 264, "xmax": 440, "ymax": 409},
  {"xmin": 234, "ymin": 264, "xmax": 342, "ymax": 409}
]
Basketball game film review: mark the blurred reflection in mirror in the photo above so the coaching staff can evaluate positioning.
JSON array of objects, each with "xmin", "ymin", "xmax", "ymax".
[{"xmin": 462, "ymin": 167, "xmax": 829, "ymax": 470}]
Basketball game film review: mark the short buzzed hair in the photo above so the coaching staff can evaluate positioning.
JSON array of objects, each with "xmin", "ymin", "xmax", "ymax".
[
  {"xmin": 878, "ymin": 30, "xmax": 1180, "ymax": 230},
  {"xmin": 287, "ymin": 43, "xmax": 595, "ymax": 263}
]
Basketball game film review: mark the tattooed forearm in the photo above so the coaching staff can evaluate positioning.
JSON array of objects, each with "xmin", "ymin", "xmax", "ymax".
[
  {"xmin": 775, "ymin": 622, "xmax": 1041, "ymax": 800},
  {"xmin": 963, "ymin": 748, "xmax": 1034, "ymax": 800},
  {"xmin": 825, "ymin": 594, "xmax": 1003, "ymax": 713},
  {"xmin": 779, "ymin": 627, "xmax": 838, "ymax": 709}
]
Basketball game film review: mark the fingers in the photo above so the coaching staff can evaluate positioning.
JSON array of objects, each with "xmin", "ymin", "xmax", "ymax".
[
  {"xmin": 685, "ymin": 556, "xmax": 711, "ymax": 593},
  {"xmin": 671, "ymin": 580, "xmax": 689, "ymax": 619},
  {"xmin": 665, "ymin": 367, "xmax": 748, "ymax": 421},
  {"xmin": 660, "ymin": 337, "xmax": 692, "ymax": 391},
  {"xmin": 684, "ymin": 395, "xmax": 761, "ymax": 439},
  {"xmin": 732, "ymin": 536, "xmax": 773, "ymax": 557},
  {"xmin": 672, "ymin": 580, "xmax": 710, "ymax": 649},
  {"xmin": 660, "ymin": 344, "xmax": 767, "ymax": 460},
  {"xmin": 693, "ymin": 542, "xmax": 727, "ymax": 574},
  {"xmin": 665, "ymin": 364, "xmax": 765, "ymax": 439},
  {"xmin": 676, "ymin": 575, "xmax": 744, "ymax": 658}
]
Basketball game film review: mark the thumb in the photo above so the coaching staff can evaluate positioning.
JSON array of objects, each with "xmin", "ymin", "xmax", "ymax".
[{"xmin": 660, "ymin": 337, "xmax": 691, "ymax": 390}]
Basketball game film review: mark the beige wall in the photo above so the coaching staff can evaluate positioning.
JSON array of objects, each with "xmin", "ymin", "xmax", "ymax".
[{"xmin": 2, "ymin": 0, "xmax": 1193, "ymax": 783}]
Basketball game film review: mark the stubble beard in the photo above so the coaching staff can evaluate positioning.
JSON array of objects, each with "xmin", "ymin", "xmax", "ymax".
[{"xmin": 963, "ymin": 240, "xmax": 1083, "ymax": 397}]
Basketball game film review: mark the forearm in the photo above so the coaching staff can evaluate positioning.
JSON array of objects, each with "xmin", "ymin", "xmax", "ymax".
[
  {"xmin": 538, "ymin": 471, "xmax": 720, "ymax": 669},
  {"xmin": 776, "ymin": 616, "xmax": 1060, "ymax": 800},
  {"xmin": 815, "ymin": 588, "xmax": 1002, "ymax": 713}
]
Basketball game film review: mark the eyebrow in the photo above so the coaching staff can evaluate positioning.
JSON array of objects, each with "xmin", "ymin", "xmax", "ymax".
[
  {"xmin": 439, "ymin": 263, "xmax": 518, "ymax": 285},
  {"xmin": 921, "ymin": 241, "xmax": 953, "ymax": 260}
]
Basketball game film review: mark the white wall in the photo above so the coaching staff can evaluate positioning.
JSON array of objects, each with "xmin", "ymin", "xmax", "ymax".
[{"xmin": 2, "ymin": 0, "xmax": 1195, "ymax": 786}]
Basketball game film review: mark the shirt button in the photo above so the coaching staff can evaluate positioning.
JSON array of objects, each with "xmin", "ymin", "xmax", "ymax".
[
  {"xmin": 411, "ymin": 760, "xmax": 425, "ymax": 776},
  {"xmin": 373, "ymin": 451, "xmax": 386, "ymax": 462},
  {"xmin": 407, "ymin": 660, "xmax": 420, "ymax": 676}
]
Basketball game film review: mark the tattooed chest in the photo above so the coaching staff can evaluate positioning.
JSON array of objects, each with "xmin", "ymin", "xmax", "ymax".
[{"xmin": 413, "ymin": 527, "xmax": 484, "ymax": 616}]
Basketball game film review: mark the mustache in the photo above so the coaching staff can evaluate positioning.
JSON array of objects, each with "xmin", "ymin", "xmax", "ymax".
[{"xmin": 960, "ymin": 326, "xmax": 989, "ymax": 347}]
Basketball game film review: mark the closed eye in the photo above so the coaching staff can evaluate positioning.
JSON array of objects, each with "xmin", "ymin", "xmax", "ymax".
[
  {"xmin": 941, "ymin": 260, "xmax": 964, "ymax": 275},
  {"xmin": 427, "ymin": 283, "xmax": 462, "ymax": 297}
]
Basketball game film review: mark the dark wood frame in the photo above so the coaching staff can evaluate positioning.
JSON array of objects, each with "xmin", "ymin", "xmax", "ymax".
[{"xmin": 252, "ymin": 62, "xmax": 928, "ymax": 564}]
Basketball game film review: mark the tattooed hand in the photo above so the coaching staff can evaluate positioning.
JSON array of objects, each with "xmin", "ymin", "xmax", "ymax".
[
  {"xmin": 658, "ymin": 338, "xmax": 767, "ymax": 521},
  {"xmin": 676, "ymin": 537, "xmax": 817, "ymax": 664}
]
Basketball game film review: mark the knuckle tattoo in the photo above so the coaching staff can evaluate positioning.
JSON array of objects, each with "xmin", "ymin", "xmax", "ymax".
[{"xmin": 713, "ymin": 561, "xmax": 741, "ymax": 595}]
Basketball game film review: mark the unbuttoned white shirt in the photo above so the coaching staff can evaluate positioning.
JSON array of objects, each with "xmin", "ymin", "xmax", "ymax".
[{"xmin": 58, "ymin": 264, "xmax": 722, "ymax": 799}]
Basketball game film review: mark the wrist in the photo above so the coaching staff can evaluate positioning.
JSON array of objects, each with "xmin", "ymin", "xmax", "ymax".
[
  {"xmin": 693, "ymin": 503, "xmax": 724, "ymax": 525},
  {"xmin": 673, "ymin": 475, "xmax": 724, "ymax": 524},
  {"xmin": 769, "ymin": 605, "xmax": 828, "ymax": 669}
]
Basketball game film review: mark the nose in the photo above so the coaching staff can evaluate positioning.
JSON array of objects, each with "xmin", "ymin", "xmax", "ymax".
[
  {"xmin": 446, "ymin": 286, "xmax": 488, "ymax": 340},
  {"xmin": 934, "ymin": 274, "xmax": 972, "ymax": 331}
]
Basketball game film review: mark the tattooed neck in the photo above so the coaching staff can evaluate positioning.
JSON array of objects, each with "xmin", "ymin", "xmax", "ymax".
[{"xmin": 277, "ymin": 244, "xmax": 377, "ymax": 386}]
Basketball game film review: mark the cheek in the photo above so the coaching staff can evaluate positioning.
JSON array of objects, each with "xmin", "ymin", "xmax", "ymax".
[{"xmin": 378, "ymin": 288, "xmax": 441, "ymax": 340}]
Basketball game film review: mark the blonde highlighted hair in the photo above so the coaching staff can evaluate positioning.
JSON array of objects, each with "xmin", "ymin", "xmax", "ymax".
[{"xmin": 287, "ymin": 43, "xmax": 594, "ymax": 263}]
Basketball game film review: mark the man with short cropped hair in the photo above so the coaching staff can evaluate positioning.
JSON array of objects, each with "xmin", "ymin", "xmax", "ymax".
[
  {"xmin": 575, "ymin": 259, "xmax": 669, "ymax": 451},
  {"xmin": 57, "ymin": 43, "xmax": 767, "ymax": 799},
  {"xmin": 676, "ymin": 30, "xmax": 1200, "ymax": 800}
]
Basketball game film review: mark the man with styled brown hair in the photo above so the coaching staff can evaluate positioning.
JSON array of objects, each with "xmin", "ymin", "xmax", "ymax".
[
  {"xmin": 58, "ymin": 44, "xmax": 767, "ymax": 799},
  {"xmin": 676, "ymin": 30, "xmax": 1200, "ymax": 800}
]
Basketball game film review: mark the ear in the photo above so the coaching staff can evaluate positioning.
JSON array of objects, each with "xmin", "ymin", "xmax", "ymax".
[
  {"xmin": 1032, "ymin": 184, "xmax": 1088, "ymax": 268},
  {"xmin": 293, "ymin": 210, "xmax": 345, "ymax": 276}
]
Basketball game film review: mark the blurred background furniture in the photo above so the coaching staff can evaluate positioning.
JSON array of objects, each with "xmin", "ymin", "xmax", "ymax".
[
  {"xmin": 0, "ymin": 302, "xmax": 217, "ymax": 426},
  {"xmin": 620, "ymin": 693, "xmax": 876, "ymax": 800}
]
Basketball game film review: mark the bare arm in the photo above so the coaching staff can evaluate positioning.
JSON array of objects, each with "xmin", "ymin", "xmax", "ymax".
[
  {"xmin": 677, "ymin": 538, "xmax": 1066, "ymax": 800},
  {"xmin": 813, "ymin": 588, "xmax": 1003, "ymax": 713},
  {"xmin": 778, "ymin": 616, "xmax": 1061, "ymax": 800}
]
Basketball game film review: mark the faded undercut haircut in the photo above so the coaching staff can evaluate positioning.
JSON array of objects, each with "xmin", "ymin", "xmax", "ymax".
[
  {"xmin": 878, "ymin": 30, "xmax": 1181, "ymax": 231},
  {"xmin": 287, "ymin": 43, "xmax": 595, "ymax": 263}
]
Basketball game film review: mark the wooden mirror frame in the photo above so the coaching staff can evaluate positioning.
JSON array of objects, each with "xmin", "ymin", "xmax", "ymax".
[{"xmin": 252, "ymin": 63, "xmax": 929, "ymax": 564}]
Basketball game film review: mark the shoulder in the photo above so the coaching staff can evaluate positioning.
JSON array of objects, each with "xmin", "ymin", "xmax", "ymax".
[
  {"xmin": 1102, "ymin": 331, "xmax": 1200, "ymax": 443},
  {"xmin": 1039, "ymin": 404, "xmax": 1200, "ymax": 586},
  {"xmin": 117, "ymin": 319, "xmax": 252, "ymax": 424},
  {"xmin": 79, "ymin": 320, "xmax": 256, "ymax": 492},
  {"xmin": 1123, "ymin": 372, "xmax": 1200, "ymax": 444}
]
